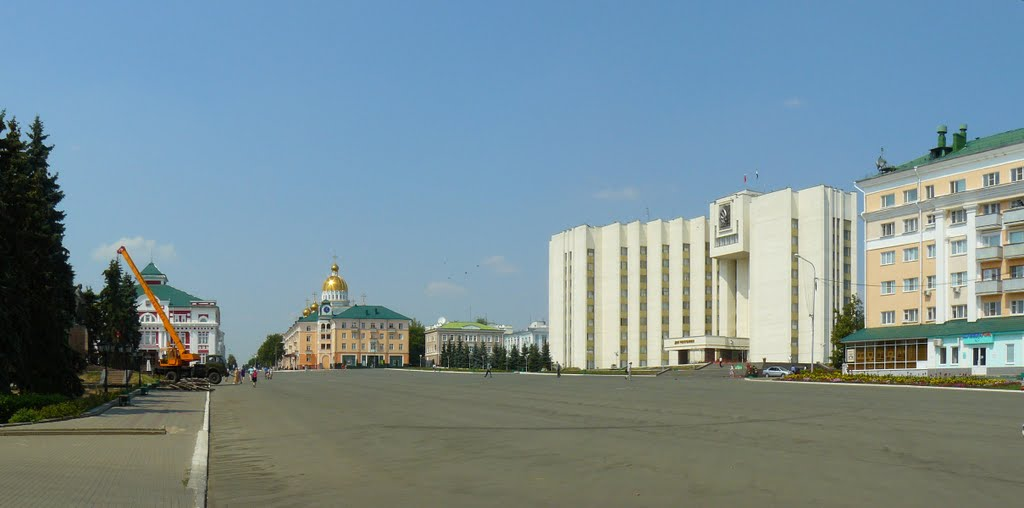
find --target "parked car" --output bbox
[763,366,789,378]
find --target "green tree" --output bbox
[540,341,551,370]
[492,343,507,371]
[98,260,142,369]
[0,114,84,395]
[455,340,468,368]
[79,288,103,364]
[408,319,425,366]
[527,343,541,372]
[256,334,285,367]
[508,344,520,371]
[226,354,237,370]
[475,317,489,325]
[830,294,864,368]
[473,344,487,368]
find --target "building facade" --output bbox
[503,321,549,351]
[281,263,411,369]
[134,262,225,365]
[425,320,506,367]
[549,185,856,369]
[846,125,1024,375]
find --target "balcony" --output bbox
[1004,277,1024,293]
[1004,242,1024,259]
[976,213,1002,230]
[977,246,1002,261]
[1004,207,1024,225]
[976,280,1002,295]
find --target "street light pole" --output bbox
[794,254,818,372]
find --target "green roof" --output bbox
[863,127,1024,181]
[334,305,411,321]
[438,321,499,330]
[841,316,1024,343]
[298,311,319,322]
[140,262,165,277]
[135,283,203,308]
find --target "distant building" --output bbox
[846,125,1024,376]
[503,321,549,352]
[425,319,505,367]
[281,262,411,369]
[550,185,856,369]
[134,262,225,365]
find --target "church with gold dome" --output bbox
[281,261,412,369]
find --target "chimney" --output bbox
[929,124,953,160]
[952,124,967,152]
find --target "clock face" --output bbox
[320,304,331,315]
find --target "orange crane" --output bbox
[117,246,225,383]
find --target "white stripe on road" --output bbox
[187,391,210,508]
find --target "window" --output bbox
[880,251,895,265]
[982,268,1000,281]
[1012,265,1024,278]
[1012,300,1024,314]
[949,179,966,193]
[926,244,935,258]
[951,305,967,319]
[198,331,209,345]
[903,247,918,262]
[880,311,895,324]
[951,346,959,364]
[1008,344,1016,364]
[926,275,936,290]
[903,278,919,292]
[939,347,947,364]
[926,214,936,227]
[951,272,968,287]
[983,301,1001,317]
[926,307,936,321]
[881,281,896,295]
[903,218,918,233]
[903,309,919,323]
[620,247,628,256]
[982,203,1000,215]
[1010,231,1024,244]
[903,189,918,203]
[1013,167,1024,182]
[981,233,1000,247]
[950,210,966,225]
[982,172,1000,187]
[881,223,895,237]
[880,194,895,208]
[950,239,967,255]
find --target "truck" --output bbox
[117,246,227,384]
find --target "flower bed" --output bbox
[779,371,1021,389]
[0,393,69,423]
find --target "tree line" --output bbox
[440,340,552,371]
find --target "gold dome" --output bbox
[322,262,348,292]
[309,302,317,312]
[302,308,310,317]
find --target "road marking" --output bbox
[186,391,210,508]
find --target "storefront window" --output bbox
[847,339,928,371]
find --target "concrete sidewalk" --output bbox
[0,389,208,507]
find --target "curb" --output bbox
[0,427,166,436]
[186,390,211,508]
[0,388,147,428]
[746,377,1024,393]
[395,369,655,378]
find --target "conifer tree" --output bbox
[98,260,141,369]
[492,343,506,370]
[540,341,551,370]
[508,344,520,371]
[527,343,540,372]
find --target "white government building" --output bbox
[549,185,857,369]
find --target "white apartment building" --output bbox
[503,321,549,351]
[549,185,856,369]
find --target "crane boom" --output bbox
[117,246,199,365]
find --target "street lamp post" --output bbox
[793,253,818,372]
[524,353,531,373]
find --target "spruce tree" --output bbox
[527,343,540,372]
[492,343,506,371]
[508,345,520,371]
[98,260,141,369]
[540,341,551,370]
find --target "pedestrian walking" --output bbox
[625,362,632,381]
[251,368,258,387]
[484,362,492,378]
[556,362,561,378]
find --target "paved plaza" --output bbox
[208,369,1024,507]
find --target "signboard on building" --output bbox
[845,349,855,363]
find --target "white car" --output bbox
[763,366,789,378]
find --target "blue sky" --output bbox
[3,1,1023,361]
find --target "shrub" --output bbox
[5,393,118,423]
[0,393,68,423]
[780,371,1019,389]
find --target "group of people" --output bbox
[232,366,273,387]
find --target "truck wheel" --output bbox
[165,370,179,382]
[208,371,222,384]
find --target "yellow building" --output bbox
[282,262,412,369]
[847,125,1024,376]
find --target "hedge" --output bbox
[7,393,119,423]
[0,393,69,423]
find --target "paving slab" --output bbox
[0,390,207,507]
